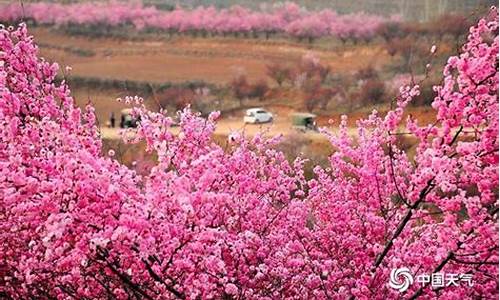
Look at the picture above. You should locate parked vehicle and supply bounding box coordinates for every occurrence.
[291,113,317,131]
[243,108,273,124]
[120,109,139,128]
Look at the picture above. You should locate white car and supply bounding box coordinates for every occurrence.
[243,108,273,124]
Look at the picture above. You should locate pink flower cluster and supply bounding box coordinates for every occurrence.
[0,1,394,41]
[0,7,498,299]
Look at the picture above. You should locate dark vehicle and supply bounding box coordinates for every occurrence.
[120,109,139,128]
[291,113,317,131]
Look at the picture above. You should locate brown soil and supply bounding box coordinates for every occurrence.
[30,27,436,154]
[32,27,389,84]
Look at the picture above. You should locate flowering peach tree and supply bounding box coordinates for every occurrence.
[0,8,498,300]
[0,2,389,42]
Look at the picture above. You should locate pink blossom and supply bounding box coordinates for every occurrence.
[0,7,498,300]
[0,1,393,42]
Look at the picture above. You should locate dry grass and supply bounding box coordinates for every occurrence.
[32,27,440,163]
[33,27,390,84]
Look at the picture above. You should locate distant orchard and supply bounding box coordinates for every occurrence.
[0,1,397,42]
